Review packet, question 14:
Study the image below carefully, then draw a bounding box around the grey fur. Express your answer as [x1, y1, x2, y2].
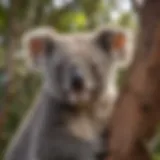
[4, 27, 125, 160]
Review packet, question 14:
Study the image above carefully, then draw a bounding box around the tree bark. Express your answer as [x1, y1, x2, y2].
[108, 0, 160, 160]
[23, 0, 40, 29]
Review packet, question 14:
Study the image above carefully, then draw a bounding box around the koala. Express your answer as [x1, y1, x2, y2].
[4, 26, 126, 160]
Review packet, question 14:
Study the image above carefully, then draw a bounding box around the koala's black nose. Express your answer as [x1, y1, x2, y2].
[71, 70, 84, 91]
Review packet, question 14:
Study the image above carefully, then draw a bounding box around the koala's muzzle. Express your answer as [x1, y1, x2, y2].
[70, 67, 84, 92]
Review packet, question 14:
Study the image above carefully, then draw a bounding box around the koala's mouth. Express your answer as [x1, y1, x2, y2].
[64, 89, 93, 106]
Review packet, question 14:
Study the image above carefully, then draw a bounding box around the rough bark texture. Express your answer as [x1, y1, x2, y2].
[108, 0, 160, 160]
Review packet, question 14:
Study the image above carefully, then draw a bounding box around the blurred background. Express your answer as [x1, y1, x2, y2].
[0, 0, 159, 159]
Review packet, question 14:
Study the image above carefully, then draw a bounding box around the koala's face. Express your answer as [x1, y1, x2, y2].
[25, 27, 126, 106]
[45, 38, 112, 105]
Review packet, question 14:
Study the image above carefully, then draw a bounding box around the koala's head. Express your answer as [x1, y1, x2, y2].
[23, 27, 126, 106]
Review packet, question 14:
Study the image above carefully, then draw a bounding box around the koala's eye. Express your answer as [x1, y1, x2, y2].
[90, 63, 100, 80]
[90, 61, 98, 72]
[56, 63, 64, 73]
[56, 63, 64, 82]
[91, 63, 97, 71]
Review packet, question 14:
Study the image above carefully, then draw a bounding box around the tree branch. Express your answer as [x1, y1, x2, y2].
[131, 0, 143, 13]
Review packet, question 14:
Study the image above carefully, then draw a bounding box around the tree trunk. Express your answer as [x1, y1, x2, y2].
[108, 0, 160, 160]
[23, 0, 40, 29]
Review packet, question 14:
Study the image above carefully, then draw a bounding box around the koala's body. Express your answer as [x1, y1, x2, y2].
[4, 27, 126, 160]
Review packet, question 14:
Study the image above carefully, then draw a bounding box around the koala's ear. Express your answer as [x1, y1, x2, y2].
[22, 27, 56, 70]
[29, 36, 54, 57]
[95, 28, 126, 55]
